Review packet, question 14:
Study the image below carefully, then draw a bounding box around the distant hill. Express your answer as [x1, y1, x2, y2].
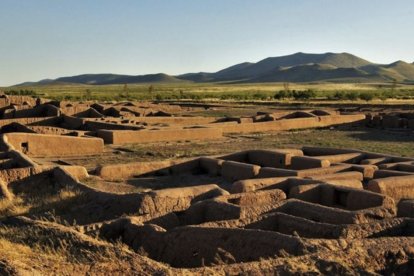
[54, 73, 185, 85]
[176, 72, 215, 82]
[14, 73, 185, 87]
[244, 64, 371, 83]
[12, 52, 414, 86]
[209, 52, 373, 82]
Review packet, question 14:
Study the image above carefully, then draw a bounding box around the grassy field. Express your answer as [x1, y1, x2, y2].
[2, 82, 414, 102]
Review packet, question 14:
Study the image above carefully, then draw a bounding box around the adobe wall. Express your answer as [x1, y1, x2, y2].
[100, 219, 303, 268]
[7, 149, 37, 167]
[0, 117, 57, 127]
[312, 153, 365, 164]
[96, 158, 199, 181]
[366, 112, 414, 130]
[246, 212, 340, 239]
[302, 146, 361, 156]
[2, 133, 104, 157]
[72, 107, 104, 118]
[1, 122, 37, 133]
[62, 115, 144, 131]
[60, 104, 93, 116]
[397, 200, 414, 217]
[28, 126, 72, 135]
[373, 170, 413, 178]
[280, 111, 317, 119]
[361, 157, 391, 165]
[199, 157, 224, 176]
[85, 120, 143, 131]
[263, 163, 375, 179]
[378, 161, 414, 169]
[215, 189, 287, 218]
[308, 172, 364, 188]
[97, 160, 173, 181]
[247, 149, 302, 168]
[183, 200, 242, 225]
[276, 199, 369, 224]
[1, 165, 88, 187]
[290, 156, 331, 170]
[96, 127, 223, 144]
[303, 146, 414, 163]
[220, 114, 365, 134]
[218, 149, 304, 168]
[11, 104, 60, 118]
[158, 227, 302, 268]
[138, 184, 229, 218]
[0, 167, 33, 184]
[231, 177, 290, 193]
[394, 164, 414, 172]
[124, 116, 219, 125]
[309, 171, 363, 182]
[288, 184, 321, 203]
[0, 95, 39, 107]
[367, 175, 414, 201]
[221, 161, 261, 182]
[61, 115, 85, 129]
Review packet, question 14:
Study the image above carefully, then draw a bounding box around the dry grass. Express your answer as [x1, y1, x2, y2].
[0, 222, 158, 274]
[0, 188, 83, 220]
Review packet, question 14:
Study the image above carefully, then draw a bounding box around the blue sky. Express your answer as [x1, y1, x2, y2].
[0, 0, 413, 86]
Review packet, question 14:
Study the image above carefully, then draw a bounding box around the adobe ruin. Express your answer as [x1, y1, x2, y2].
[1, 95, 414, 273]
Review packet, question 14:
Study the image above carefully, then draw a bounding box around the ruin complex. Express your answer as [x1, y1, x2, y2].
[1, 94, 414, 273]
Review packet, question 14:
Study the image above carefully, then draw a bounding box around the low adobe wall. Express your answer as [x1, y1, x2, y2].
[218, 149, 304, 168]
[61, 115, 144, 131]
[367, 175, 414, 202]
[96, 158, 199, 181]
[100, 219, 303, 268]
[96, 127, 223, 144]
[84, 120, 143, 131]
[0, 117, 57, 127]
[221, 161, 261, 182]
[288, 183, 394, 212]
[276, 199, 371, 225]
[220, 114, 365, 134]
[123, 116, 219, 125]
[11, 104, 60, 118]
[2, 133, 104, 157]
[27, 126, 72, 135]
[246, 211, 340, 239]
[138, 184, 229, 218]
[0, 165, 88, 186]
[0, 95, 39, 107]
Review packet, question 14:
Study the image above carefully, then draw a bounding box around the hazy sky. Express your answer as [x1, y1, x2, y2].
[1, 0, 413, 86]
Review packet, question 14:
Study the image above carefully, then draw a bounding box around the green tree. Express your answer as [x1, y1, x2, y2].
[359, 92, 374, 101]
[85, 89, 92, 100]
[123, 84, 129, 98]
[391, 79, 398, 92]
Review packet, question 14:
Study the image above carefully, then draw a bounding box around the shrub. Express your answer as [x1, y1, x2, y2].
[345, 91, 359, 101]
[274, 90, 292, 100]
[5, 89, 37, 96]
[155, 94, 163, 101]
[359, 92, 374, 101]
[252, 93, 268, 100]
[292, 89, 316, 100]
[333, 91, 346, 100]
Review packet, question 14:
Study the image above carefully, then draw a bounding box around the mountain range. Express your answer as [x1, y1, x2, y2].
[14, 52, 414, 86]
